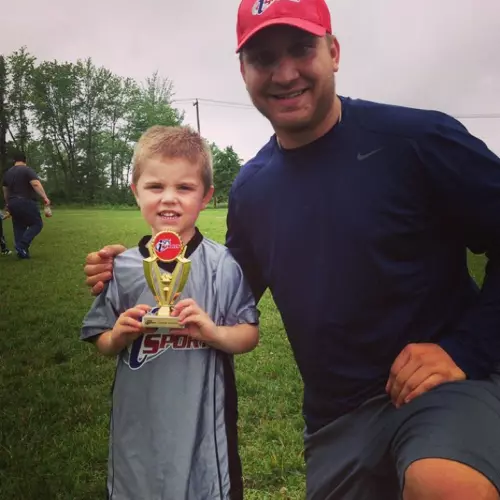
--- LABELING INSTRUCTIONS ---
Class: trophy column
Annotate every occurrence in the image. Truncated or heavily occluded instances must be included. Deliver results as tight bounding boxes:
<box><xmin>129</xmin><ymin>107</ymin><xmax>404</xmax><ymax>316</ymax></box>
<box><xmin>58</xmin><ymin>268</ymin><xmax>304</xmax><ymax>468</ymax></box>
<box><xmin>141</xmin><ymin>230</ymin><xmax>192</xmax><ymax>329</ymax></box>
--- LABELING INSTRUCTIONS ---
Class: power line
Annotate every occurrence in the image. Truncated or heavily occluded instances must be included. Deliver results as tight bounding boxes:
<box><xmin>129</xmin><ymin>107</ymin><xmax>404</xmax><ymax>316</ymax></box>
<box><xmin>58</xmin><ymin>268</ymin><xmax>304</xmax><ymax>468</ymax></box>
<box><xmin>455</xmin><ymin>113</ymin><xmax>500</xmax><ymax>120</ymax></box>
<box><xmin>171</xmin><ymin>97</ymin><xmax>500</xmax><ymax>134</ymax></box>
<box><xmin>174</xmin><ymin>98</ymin><xmax>500</xmax><ymax>116</ymax></box>
<box><xmin>172</xmin><ymin>97</ymin><xmax>254</xmax><ymax>109</ymax></box>
<box><xmin>197</xmin><ymin>98</ymin><xmax>254</xmax><ymax>108</ymax></box>
<box><xmin>172</xmin><ymin>98</ymin><xmax>255</xmax><ymax>133</ymax></box>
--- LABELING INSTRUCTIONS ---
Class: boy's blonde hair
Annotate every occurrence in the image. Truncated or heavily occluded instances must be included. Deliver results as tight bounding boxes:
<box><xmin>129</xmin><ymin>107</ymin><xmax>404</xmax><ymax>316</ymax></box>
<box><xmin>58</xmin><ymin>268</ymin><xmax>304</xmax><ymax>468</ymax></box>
<box><xmin>132</xmin><ymin>126</ymin><xmax>213</xmax><ymax>194</ymax></box>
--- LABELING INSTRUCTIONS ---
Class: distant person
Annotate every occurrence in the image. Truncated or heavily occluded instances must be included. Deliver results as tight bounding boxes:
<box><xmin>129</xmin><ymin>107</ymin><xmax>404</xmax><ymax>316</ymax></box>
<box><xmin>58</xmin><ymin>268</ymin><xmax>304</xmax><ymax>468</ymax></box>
<box><xmin>2</xmin><ymin>152</ymin><xmax>50</xmax><ymax>259</ymax></box>
<box><xmin>81</xmin><ymin>126</ymin><xmax>259</xmax><ymax>499</ymax></box>
<box><xmin>0</xmin><ymin>209</ymin><xmax>12</xmax><ymax>255</ymax></box>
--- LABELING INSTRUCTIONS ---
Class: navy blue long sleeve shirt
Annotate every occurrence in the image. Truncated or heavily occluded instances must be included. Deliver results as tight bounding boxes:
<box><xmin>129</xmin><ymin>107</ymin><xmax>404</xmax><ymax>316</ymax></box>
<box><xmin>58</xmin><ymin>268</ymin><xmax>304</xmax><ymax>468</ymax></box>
<box><xmin>226</xmin><ymin>97</ymin><xmax>500</xmax><ymax>432</ymax></box>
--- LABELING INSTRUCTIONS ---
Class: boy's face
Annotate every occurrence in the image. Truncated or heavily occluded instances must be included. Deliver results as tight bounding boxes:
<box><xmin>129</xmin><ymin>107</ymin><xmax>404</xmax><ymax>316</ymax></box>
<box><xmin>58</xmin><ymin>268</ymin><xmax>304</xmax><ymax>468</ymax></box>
<box><xmin>132</xmin><ymin>156</ymin><xmax>213</xmax><ymax>242</ymax></box>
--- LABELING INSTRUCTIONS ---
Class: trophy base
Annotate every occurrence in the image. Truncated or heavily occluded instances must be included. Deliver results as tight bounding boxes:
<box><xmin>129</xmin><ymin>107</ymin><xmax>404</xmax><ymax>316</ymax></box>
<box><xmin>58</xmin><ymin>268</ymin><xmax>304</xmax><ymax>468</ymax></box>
<box><xmin>142</xmin><ymin>307</ymin><xmax>185</xmax><ymax>329</ymax></box>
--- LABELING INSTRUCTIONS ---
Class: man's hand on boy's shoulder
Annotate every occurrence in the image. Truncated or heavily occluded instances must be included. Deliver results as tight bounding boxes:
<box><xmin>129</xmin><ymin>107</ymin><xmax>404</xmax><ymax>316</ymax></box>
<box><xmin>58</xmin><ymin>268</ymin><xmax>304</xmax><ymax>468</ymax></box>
<box><xmin>85</xmin><ymin>244</ymin><xmax>127</xmax><ymax>295</ymax></box>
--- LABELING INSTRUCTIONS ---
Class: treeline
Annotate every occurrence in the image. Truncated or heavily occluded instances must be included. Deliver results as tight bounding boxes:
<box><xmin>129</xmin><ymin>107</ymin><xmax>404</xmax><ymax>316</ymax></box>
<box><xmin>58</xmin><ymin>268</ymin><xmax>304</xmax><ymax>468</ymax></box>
<box><xmin>0</xmin><ymin>47</ymin><xmax>241</xmax><ymax>206</ymax></box>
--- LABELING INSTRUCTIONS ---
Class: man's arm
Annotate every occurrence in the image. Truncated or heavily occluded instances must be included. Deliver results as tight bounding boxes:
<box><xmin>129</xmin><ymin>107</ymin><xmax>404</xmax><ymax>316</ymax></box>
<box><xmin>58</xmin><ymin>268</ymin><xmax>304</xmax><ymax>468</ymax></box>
<box><xmin>2</xmin><ymin>186</ymin><xmax>8</xmax><ymax>207</ymax></box>
<box><xmin>29</xmin><ymin>179</ymin><xmax>50</xmax><ymax>205</ymax></box>
<box><xmin>387</xmin><ymin>113</ymin><xmax>500</xmax><ymax>406</ymax></box>
<box><xmin>426</xmin><ymin>120</ymin><xmax>500</xmax><ymax>379</ymax></box>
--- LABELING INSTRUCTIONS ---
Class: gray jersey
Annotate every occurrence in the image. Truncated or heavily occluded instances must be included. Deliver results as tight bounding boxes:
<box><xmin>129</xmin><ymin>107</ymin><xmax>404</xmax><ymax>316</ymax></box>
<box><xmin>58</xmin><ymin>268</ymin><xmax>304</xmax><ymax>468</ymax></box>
<box><xmin>81</xmin><ymin>235</ymin><xmax>258</xmax><ymax>500</ymax></box>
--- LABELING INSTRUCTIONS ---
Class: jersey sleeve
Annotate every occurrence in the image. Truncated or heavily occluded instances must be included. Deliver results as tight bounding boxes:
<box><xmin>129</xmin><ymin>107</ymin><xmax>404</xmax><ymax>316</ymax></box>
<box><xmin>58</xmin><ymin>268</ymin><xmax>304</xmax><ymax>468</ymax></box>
<box><xmin>81</xmin><ymin>276</ymin><xmax>123</xmax><ymax>341</ymax></box>
<box><xmin>215</xmin><ymin>250</ymin><xmax>259</xmax><ymax>327</ymax></box>
<box><xmin>225</xmin><ymin>185</ymin><xmax>268</xmax><ymax>302</ymax></box>
<box><xmin>414</xmin><ymin>113</ymin><xmax>500</xmax><ymax>378</ymax></box>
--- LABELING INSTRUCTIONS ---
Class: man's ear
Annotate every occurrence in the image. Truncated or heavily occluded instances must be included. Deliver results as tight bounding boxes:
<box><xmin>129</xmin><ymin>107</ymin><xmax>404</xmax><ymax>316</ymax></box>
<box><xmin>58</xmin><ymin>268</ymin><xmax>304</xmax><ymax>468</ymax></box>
<box><xmin>240</xmin><ymin>53</ymin><xmax>247</xmax><ymax>82</ymax></box>
<box><xmin>202</xmin><ymin>185</ymin><xmax>215</xmax><ymax>209</ymax></box>
<box><xmin>329</xmin><ymin>35</ymin><xmax>340</xmax><ymax>73</ymax></box>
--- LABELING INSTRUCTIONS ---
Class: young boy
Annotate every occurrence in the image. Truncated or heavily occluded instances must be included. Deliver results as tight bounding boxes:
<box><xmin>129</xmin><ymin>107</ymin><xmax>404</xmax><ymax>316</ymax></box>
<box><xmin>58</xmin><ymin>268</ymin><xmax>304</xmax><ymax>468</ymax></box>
<box><xmin>81</xmin><ymin>126</ymin><xmax>259</xmax><ymax>500</ymax></box>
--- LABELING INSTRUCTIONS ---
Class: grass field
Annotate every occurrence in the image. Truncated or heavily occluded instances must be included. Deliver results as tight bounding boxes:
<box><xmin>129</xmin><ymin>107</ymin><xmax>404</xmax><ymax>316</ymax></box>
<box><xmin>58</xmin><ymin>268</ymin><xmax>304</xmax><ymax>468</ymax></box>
<box><xmin>0</xmin><ymin>208</ymin><xmax>486</xmax><ymax>500</ymax></box>
<box><xmin>0</xmin><ymin>208</ymin><xmax>305</xmax><ymax>500</ymax></box>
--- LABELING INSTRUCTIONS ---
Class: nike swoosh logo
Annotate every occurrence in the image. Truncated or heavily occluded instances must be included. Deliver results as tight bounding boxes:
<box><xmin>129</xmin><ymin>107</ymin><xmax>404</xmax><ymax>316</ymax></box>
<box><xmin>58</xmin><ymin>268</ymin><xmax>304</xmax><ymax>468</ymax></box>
<box><xmin>357</xmin><ymin>148</ymin><xmax>383</xmax><ymax>161</ymax></box>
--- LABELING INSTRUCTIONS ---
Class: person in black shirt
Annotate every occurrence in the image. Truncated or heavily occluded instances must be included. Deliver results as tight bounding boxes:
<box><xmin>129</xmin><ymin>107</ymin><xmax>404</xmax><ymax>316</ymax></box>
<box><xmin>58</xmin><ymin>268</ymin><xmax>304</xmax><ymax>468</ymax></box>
<box><xmin>2</xmin><ymin>152</ymin><xmax>50</xmax><ymax>259</ymax></box>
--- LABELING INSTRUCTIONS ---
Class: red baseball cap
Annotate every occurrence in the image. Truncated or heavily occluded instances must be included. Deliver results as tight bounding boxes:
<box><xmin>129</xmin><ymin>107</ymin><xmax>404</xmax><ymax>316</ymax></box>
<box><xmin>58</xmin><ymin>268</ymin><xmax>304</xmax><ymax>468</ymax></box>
<box><xmin>236</xmin><ymin>0</ymin><xmax>332</xmax><ymax>52</ymax></box>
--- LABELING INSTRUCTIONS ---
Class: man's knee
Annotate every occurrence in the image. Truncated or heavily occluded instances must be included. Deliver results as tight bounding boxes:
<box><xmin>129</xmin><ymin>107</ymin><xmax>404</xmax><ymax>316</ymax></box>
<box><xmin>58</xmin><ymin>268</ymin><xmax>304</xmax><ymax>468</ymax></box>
<box><xmin>403</xmin><ymin>458</ymin><xmax>499</xmax><ymax>500</ymax></box>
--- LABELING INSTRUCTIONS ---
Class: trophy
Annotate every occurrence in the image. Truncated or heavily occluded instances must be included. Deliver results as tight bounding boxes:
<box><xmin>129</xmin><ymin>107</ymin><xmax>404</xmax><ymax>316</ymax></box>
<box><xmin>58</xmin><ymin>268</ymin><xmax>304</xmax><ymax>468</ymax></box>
<box><xmin>142</xmin><ymin>230</ymin><xmax>191</xmax><ymax>329</ymax></box>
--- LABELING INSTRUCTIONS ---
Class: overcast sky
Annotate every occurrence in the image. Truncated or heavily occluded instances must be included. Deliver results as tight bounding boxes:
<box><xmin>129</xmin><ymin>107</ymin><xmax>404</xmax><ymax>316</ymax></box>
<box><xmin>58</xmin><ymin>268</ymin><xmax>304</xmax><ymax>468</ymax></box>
<box><xmin>3</xmin><ymin>0</ymin><xmax>500</xmax><ymax>161</ymax></box>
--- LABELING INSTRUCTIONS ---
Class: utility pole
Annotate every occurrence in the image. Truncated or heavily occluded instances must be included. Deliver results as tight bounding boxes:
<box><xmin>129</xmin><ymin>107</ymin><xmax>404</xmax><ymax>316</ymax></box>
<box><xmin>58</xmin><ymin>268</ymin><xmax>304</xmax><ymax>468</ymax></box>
<box><xmin>193</xmin><ymin>99</ymin><xmax>200</xmax><ymax>135</ymax></box>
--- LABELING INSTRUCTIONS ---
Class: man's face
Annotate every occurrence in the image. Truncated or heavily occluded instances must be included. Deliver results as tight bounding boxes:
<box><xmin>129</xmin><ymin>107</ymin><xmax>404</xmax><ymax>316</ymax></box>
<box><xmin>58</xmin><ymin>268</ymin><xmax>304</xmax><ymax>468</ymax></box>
<box><xmin>240</xmin><ymin>25</ymin><xmax>340</xmax><ymax>135</ymax></box>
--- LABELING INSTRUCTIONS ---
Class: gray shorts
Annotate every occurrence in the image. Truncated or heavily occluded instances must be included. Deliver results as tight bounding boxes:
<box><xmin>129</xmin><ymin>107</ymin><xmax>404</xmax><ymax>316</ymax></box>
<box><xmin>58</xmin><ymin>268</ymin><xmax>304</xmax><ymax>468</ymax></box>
<box><xmin>304</xmin><ymin>375</ymin><xmax>500</xmax><ymax>500</ymax></box>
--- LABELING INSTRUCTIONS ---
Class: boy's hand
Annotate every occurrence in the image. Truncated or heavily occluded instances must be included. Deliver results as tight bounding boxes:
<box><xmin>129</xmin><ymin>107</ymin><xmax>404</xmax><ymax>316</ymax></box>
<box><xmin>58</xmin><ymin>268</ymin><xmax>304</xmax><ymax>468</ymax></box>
<box><xmin>112</xmin><ymin>304</ymin><xmax>152</xmax><ymax>349</ymax></box>
<box><xmin>170</xmin><ymin>299</ymin><xmax>220</xmax><ymax>344</ymax></box>
<box><xmin>84</xmin><ymin>244</ymin><xmax>127</xmax><ymax>295</ymax></box>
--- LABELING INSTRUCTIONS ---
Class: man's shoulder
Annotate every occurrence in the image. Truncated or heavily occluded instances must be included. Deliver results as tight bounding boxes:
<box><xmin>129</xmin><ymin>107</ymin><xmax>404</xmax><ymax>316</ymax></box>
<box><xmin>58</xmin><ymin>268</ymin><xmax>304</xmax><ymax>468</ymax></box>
<box><xmin>345</xmin><ymin>97</ymin><xmax>461</xmax><ymax>141</ymax></box>
<box><xmin>231</xmin><ymin>137</ymin><xmax>277</xmax><ymax>195</ymax></box>
<box><xmin>4</xmin><ymin>165</ymin><xmax>38</xmax><ymax>180</ymax></box>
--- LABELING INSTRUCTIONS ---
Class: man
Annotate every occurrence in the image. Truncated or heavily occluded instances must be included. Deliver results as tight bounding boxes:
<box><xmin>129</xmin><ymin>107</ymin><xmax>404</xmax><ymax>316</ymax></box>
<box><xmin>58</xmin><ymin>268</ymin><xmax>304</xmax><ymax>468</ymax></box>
<box><xmin>2</xmin><ymin>152</ymin><xmax>50</xmax><ymax>258</ymax></box>
<box><xmin>84</xmin><ymin>0</ymin><xmax>500</xmax><ymax>498</ymax></box>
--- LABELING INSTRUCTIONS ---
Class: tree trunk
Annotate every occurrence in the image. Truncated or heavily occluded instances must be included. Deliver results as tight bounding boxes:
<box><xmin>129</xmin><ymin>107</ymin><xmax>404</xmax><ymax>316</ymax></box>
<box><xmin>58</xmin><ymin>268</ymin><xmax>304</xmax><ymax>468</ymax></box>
<box><xmin>0</xmin><ymin>56</ymin><xmax>7</xmax><ymax>174</ymax></box>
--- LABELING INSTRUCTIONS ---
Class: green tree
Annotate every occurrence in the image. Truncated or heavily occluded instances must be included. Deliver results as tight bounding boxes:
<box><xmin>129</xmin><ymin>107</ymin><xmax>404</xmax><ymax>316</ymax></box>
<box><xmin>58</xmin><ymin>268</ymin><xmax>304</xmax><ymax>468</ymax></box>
<box><xmin>2</xmin><ymin>48</ymin><xmax>245</xmax><ymax>206</ymax></box>
<box><xmin>100</xmin><ymin>76</ymin><xmax>137</xmax><ymax>189</ymax></box>
<box><xmin>31</xmin><ymin>60</ymin><xmax>81</xmax><ymax>200</ymax></box>
<box><xmin>76</xmin><ymin>58</ymin><xmax>117</xmax><ymax>202</ymax></box>
<box><xmin>126</xmin><ymin>71</ymin><xmax>183</xmax><ymax>142</ymax></box>
<box><xmin>6</xmin><ymin>46</ymin><xmax>35</xmax><ymax>152</ymax></box>
<box><xmin>212</xmin><ymin>145</ymin><xmax>242</xmax><ymax>208</ymax></box>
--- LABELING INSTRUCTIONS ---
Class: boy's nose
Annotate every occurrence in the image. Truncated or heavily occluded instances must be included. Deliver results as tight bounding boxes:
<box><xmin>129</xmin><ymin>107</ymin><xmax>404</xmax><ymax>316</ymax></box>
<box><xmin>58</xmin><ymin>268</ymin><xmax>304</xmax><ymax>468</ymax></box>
<box><xmin>161</xmin><ymin>189</ymin><xmax>177</xmax><ymax>203</ymax></box>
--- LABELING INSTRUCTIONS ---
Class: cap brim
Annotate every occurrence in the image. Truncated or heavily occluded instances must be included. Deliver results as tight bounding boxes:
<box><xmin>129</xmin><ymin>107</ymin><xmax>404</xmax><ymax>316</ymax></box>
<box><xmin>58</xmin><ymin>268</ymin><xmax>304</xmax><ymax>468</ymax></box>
<box><xmin>236</xmin><ymin>18</ymin><xmax>327</xmax><ymax>52</ymax></box>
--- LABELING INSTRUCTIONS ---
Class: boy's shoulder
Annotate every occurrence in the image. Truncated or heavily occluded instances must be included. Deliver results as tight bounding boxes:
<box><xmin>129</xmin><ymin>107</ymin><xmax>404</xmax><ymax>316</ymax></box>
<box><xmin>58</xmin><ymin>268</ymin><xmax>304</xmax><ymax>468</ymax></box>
<box><xmin>193</xmin><ymin>237</ymin><xmax>244</xmax><ymax>285</ymax></box>
<box><xmin>198</xmin><ymin>236</ymin><xmax>226</xmax><ymax>254</ymax></box>
<box><xmin>112</xmin><ymin>246</ymin><xmax>145</xmax><ymax>283</ymax></box>
<box><xmin>197</xmin><ymin>237</ymin><xmax>238</xmax><ymax>267</ymax></box>
<box><xmin>116</xmin><ymin>246</ymin><xmax>143</xmax><ymax>264</ymax></box>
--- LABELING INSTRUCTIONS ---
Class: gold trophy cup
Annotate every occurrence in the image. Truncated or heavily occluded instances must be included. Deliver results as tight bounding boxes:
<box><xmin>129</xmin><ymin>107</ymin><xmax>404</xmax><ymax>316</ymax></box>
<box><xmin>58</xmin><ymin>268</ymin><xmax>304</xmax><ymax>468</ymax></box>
<box><xmin>142</xmin><ymin>230</ymin><xmax>191</xmax><ymax>329</ymax></box>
